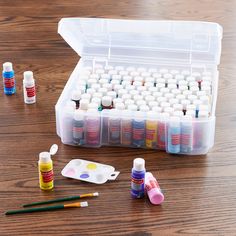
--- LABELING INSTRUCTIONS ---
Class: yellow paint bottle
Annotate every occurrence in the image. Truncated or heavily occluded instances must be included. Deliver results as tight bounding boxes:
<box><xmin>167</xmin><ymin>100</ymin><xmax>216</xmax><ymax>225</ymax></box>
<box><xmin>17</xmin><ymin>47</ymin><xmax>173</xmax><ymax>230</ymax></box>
<box><xmin>38</xmin><ymin>144</ymin><xmax>58</xmax><ymax>191</ymax></box>
<box><xmin>146</xmin><ymin>111</ymin><xmax>158</xmax><ymax>149</ymax></box>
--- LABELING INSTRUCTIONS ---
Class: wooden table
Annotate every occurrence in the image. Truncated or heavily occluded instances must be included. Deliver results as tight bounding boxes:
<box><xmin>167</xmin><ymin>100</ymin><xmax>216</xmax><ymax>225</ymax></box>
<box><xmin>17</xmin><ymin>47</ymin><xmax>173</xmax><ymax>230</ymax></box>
<box><xmin>0</xmin><ymin>1</ymin><xmax>235</xmax><ymax>235</ymax></box>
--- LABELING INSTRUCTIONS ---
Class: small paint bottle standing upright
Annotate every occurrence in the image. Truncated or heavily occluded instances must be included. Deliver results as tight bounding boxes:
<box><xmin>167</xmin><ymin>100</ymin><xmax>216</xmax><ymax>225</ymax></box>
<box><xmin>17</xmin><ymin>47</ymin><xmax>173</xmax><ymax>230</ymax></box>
<box><xmin>2</xmin><ymin>62</ymin><xmax>16</xmax><ymax>95</ymax></box>
<box><xmin>131</xmin><ymin>158</ymin><xmax>146</xmax><ymax>199</ymax></box>
<box><xmin>38</xmin><ymin>144</ymin><xmax>58</xmax><ymax>191</ymax></box>
<box><xmin>23</xmin><ymin>71</ymin><xmax>36</xmax><ymax>104</ymax></box>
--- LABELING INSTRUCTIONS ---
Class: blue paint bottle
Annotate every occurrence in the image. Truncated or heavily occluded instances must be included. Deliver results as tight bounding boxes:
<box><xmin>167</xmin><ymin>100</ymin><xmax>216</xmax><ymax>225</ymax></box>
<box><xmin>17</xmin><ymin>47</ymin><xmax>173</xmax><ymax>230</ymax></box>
<box><xmin>132</xmin><ymin>111</ymin><xmax>145</xmax><ymax>147</ymax></box>
<box><xmin>167</xmin><ymin>116</ymin><xmax>181</xmax><ymax>154</ymax></box>
<box><xmin>2</xmin><ymin>62</ymin><xmax>16</xmax><ymax>95</ymax></box>
<box><xmin>131</xmin><ymin>158</ymin><xmax>145</xmax><ymax>199</ymax></box>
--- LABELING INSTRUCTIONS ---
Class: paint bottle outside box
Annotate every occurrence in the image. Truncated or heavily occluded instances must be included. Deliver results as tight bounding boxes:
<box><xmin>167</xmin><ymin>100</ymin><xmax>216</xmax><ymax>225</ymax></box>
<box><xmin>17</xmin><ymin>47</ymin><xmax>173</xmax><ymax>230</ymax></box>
<box><xmin>131</xmin><ymin>158</ymin><xmax>145</xmax><ymax>199</ymax></box>
<box><xmin>23</xmin><ymin>71</ymin><xmax>36</xmax><ymax>104</ymax></box>
<box><xmin>2</xmin><ymin>62</ymin><xmax>16</xmax><ymax>95</ymax></box>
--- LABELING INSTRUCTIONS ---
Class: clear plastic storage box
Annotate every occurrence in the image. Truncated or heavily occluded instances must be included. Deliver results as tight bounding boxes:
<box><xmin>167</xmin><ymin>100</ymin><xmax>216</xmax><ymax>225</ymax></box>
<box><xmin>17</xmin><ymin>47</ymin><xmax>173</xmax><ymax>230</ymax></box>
<box><xmin>56</xmin><ymin>18</ymin><xmax>223</xmax><ymax>155</ymax></box>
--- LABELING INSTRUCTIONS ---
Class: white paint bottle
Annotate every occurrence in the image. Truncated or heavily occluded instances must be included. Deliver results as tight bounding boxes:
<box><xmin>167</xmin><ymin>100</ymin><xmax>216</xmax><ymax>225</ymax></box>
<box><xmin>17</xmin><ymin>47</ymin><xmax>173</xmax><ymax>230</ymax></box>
<box><xmin>23</xmin><ymin>71</ymin><xmax>36</xmax><ymax>104</ymax></box>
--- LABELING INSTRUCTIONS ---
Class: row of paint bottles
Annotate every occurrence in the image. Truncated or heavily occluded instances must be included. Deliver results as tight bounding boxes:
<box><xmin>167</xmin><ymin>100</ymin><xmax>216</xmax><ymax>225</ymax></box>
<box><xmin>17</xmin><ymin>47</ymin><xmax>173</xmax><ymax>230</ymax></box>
<box><xmin>2</xmin><ymin>62</ymin><xmax>36</xmax><ymax>104</ymax></box>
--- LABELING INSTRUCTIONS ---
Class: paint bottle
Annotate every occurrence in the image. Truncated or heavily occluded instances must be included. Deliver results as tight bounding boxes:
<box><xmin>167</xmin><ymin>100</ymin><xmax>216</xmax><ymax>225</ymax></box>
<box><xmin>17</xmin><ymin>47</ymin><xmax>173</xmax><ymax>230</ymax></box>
<box><xmin>23</xmin><ymin>71</ymin><xmax>36</xmax><ymax>104</ymax></box>
<box><xmin>71</xmin><ymin>90</ymin><xmax>81</xmax><ymax>109</ymax></box>
<box><xmin>85</xmin><ymin>109</ymin><xmax>101</xmax><ymax>147</ymax></box>
<box><xmin>180</xmin><ymin>115</ymin><xmax>193</xmax><ymax>153</ymax></box>
<box><xmin>131</xmin><ymin>158</ymin><xmax>146</xmax><ymax>199</ymax></box>
<box><xmin>102</xmin><ymin>96</ymin><xmax>113</xmax><ymax>110</ymax></box>
<box><xmin>146</xmin><ymin>111</ymin><xmax>158</xmax><ymax>149</ymax></box>
<box><xmin>73</xmin><ymin>110</ymin><xmax>85</xmax><ymax>145</ymax></box>
<box><xmin>145</xmin><ymin>172</ymin><xmax>164</xmax><ymax>205</ymax></box>
<box><xmin>2</xmin><ymin>62</ymin><xmax>16</xmax><ymax>95</ymax></box>
<box><xmin>121</xmin><ymin>110</ymin><xmax>132</xmax><ymax>146</ymax></box>
<box><xmin>101</xmin><ymin>109</ymin><xmax>109</xmax><ymax>145</ymax></box>
<box><xmin>157</xmin><ymin>113</ymin><xmax>169</xmax><ymax>150</ymax></box>
<box><xmin>132</xmin><ymin>111</ymin><xmax>146</xmax><ymax>147</ymax></box>
<box><xmin>38</xmin><ymin>144</ymin><xmax>58</xmax><ymax>191</ymax></box>
<box><xmin>60</xmin><ymin>101</ymin><xmax>76</xmax><ymax>144</ymax></box>
<box><xmin>108</xmin><ymin>109</ymin><xmax>121</xmax><ymax>145</ymax></box>
<box><xmin>167</xmin><ymin>116</ymin><xmax>181</xmax><ymax>154</ymax></box>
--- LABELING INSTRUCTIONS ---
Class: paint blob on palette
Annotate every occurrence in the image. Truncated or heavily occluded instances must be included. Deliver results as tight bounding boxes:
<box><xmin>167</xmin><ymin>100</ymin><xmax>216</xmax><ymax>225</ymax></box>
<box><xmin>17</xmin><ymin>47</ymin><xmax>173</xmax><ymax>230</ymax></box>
<box><xmin>61</xmin><ymin>159</ymin><xmax>120</xmax><ymax>184</ymax></box>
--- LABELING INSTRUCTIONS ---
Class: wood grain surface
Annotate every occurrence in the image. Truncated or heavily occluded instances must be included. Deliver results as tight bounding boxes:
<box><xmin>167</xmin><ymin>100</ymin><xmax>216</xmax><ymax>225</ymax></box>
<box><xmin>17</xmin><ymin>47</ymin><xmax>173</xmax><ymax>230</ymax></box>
<box><xmin>0</xmin><ymin>0</ymin><xmax>236</xmax><ymax>235</ymax></box>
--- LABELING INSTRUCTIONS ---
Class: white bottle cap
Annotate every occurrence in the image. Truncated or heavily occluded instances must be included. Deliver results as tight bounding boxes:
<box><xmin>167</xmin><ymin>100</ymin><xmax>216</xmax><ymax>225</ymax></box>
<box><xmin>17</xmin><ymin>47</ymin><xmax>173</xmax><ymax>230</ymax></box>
<box><xmin>66</xmin><ymin>100</ymin><xmax>76</xmax><ymax>110</ymax></box>
<box><xmin>178</xmin><ymin>80</ymin><xmax>188</xmax><ymax>86</ymax></box>
<box><xmin>99</xmin><ymin>87</ymin><xmax>108</xmax><ymax>96</ymax></box>
<box><xmin>93</xmin><ymin>92</ymin><xmax>103</xmax><ymax>99</ymax></box>
<box><xmin>164</xmin><ymin>107</ymin><xmax>174</xmax><ymax>115</ymax></box>
<box><xmin>102</xmin><ymin>96</ymin><xmax>112</xmax><ymax>107</ymax></box>
<box><xmin>125</xmin><ymin>99</ymin><xmax>135</xmax><ymax>107</ymax></box>
<box><xmin>182</xmin><ymin>90</ymin><xmax>192</xmax><ymax>96</ymax></box>
<box><xmin>107</xmin><ymin>91</ymin><xmax>117</xmax><ymax>99</ymax></box>
<box><xmin>74</xmin><ymin>109</ymin><xmax>85</xmax><ymax>120</ymax></box>
<box><xmin>153</xmin><ymin>73</ymin><xmax>162</xmax><ymax>79</ymax></box>
<box><xmin>181</xmin><ymin>99</ymin><xmax>191</xmax><ymax>109</ymax></box>
<box><xmin>186</xmin><ymin>109</ymin><xmax>196</xmax><ymax>118</ymax></box>
<box><xmin>156</xmin><ymin>83</ymin><xmax>165</xmax><ymax>90</ymax></box>
<box><xmin>100</xmin><ymin>74</ymin><xmax>110</xmax><ymax>80</ymax></box>
<box><xmin>165</xmin><ymin>93</ymin><xmax>174</xmax><ymax>100</ymax></box>
<box><xmin>99</xmin><ymin>78</ymin><xmax>109</xmax><ymax>85</ymax></box>
<box><xmin>145</xmin><ymin>77</ymin><xmax>155</xmax><ymax>83</ymax></box>
<box><xmin>49</xmin><ymin>144</ymin><xmax>58</xmax><ymax>155</ymax></box>
<box><xmin>193</xmin><ymin>99</ymin><xmax>203</xmax><ymax>109</ymax></box>
<box><xmin>145</xmin><ymin>95</ymin><xmax>155</xmax><ymax>102</ymax></box>
<box><xmin>160</xmin><ymin>102</ymin><xmax>170</xmax><ymax>108</ymax></box>
<box><xmin>152</xmin><ymin>106</ymin><xmax>162</xmax><ymax>113</ymax></box>
<box><xmin>122</xmin><ymin>94</ymin><xmax>132</xmax><ymax>100</ymax></box>
<box><xmin>136</xmin><ymin>100</ymin><xmax>146</xmax><ymax>107</ymax></box>
<box><xmin>23</xmin><ymin>71</ymin><xmax>33</xmax><ymax>81</ymax></box>
<box><xmin>3</xmin><ymin>62</ymin><xmax>13</xmax><ymax>72</ymax></box>
<box><xmin>163</xmin><ymin>73</ymin><xmax>173</xmax><ymax>81</ymax></box>
<box><xmin>148</xmin><ymin>87</ymin><xmax>158</xmax><ymax>93</ymax></box>
<box><xmin>133</xmin><ymin>158</ymin><xmax>145</xmax><ymax>171</ymax></box>
<box><xmin>96</xmin><ymin>69</ymin><xmax>105</xmax><ymax>74</ymax></box>
<box><xmin>86</xmin><ymin>88</ymin><xmax>96</xmax><ymax>95</ymax></box>
<box><xmin>167</xmin><ymin>78</ymin><xmax>177</xmax><ymax>85</ymax></box>
<box><xmin>115</xmin><ymin>102</ymin><xmax>125</xmax><ymax>110</ymax></box>
<box><xmin>152</xmin><ymin>91</ymin><xmax>163</xmax><ymax>98</ymax></box>
<box><xmin>79</xmin><ymin>99</ymin><xmax>89</xmax><ymax>110</ymax></box>
<box><xmin>173</xmin><ymin>110</ymin><xmax>183</xmax><ymax>117</ymax></box>
<box><xmin>200</xmin><ymin>95</ymin><xmax>210</xmax><ymax>105</ymax></box>
<box><xmin>167</xmin><ymin>84</ymin><xmax>177</xmax><ymax>90</ymax></box>
<box><xmin>133</xmin><ymin>94</ymin><xmax>143</xmax><ymax>101</ymax></box>
<box><xmin>148</xmin><ymin>101</ymin><xmax>159</xmax><ymax>108</ymax></box>
<box><xmin>127</xmin><ymin>104</ymin><xmax>138</xmax><ymax>111</ymax></box>
<box><xmin>141</xmin><ymin>72</ymin><xmax>151</xmax><ymax>78</ymax></box>
<box><xmin>130</xmin><ymin>71</ymin><xmax>139</xmax><ymax>77</ymax></box>
<box><xmin>175</xmin><ymin>74</ymin><xmax>185</xmax><ymax>81</ymax></box>
<box><xmin>176</xmin><ymin>94</ymin><xmax>186</xmax><ymax>101</ymax></box>
<box><xmin>196</xmin><ymin>90</ymin><xmax>206</xmax><ymax>97</ymax></box>
<box><xmin>171</xmin><ymin>89</ymin><xmax>181</xmax><ymax>96</ymax></box>
<box><xmin>133</xmin><ymin>81</ymin><xmax>142</xmax><ymax>88</ymax></box>
<box><xmin>134</xmin><ymin>76</ymin><xmax>144</xmax><ymax>83</ymax></box>
<box><xmin>126</xmin><ymin>66</ymin><xmax>136</xmax><ymax>72</ymax></box>
<box><xmin>108</xmin><ymin>69</ymin><xmax>117</xmax><ymax>76</ymax></box>
<box><xmin>71</xmin><ymin>90</ymin><xmax>81</xmax><ymax>101</ymax></box>
<box><xmin>173</xmin><ymin>103</ymin><xmax>183</xmax><ymax>111</ymax></box>
<box><xmin>137</xmin><ymin>86</ymin><xmax>147</xmax><ymax>93</ymax></box>
<box><xmin>91</xmin><ymin>97</ymin><xmax>101</xmax><ymax>106</ymax></box>
<box><xmin>115</xmin><ymin>66</ymin><xmax>124</xmax><ymax>71</ymax></box>
<box><xmin>88</xmin><ymin>103</ymin><xmax>99</xmax><ymax>110</ymax></box>
<box><xmin>190</xmin><ymin>86</ymin><xmax>199</xmax><ymax>94</ymax></box>
<box><xmin>144</xmin><ymin>82</ymin><xmax>153</xmax><ymax>88</ymax></box>
<box><xmin>170</xmin><ymin>69</ymin><xmax>179</xmax><ymax>75</ymax></box>
<box><xmin>181</xmin><ymin>70</ymin><xmax>191</xmax><ymax>77</ymax></box>
<box><xmin>125</xmin><ymin>85</ymin><xmax>136</xmax><ymax>92</ymax></box>
<box><xmin>169</xmin><ymin>98</ymin><xmax>178</xmax><ymax>105</ymax></box>
<box><xmin>104</xmin><ymin>65</ymin><xmax>113</xmax><ymax>71</ymax></box>
<box><xmin>186</xmin><ymin>76</ymin><xmax>196</xmax><ymax>83</ymax></box>
<box><xmin>81</xmin><ymin>93</ymin><xmax>91</xmax><ymax>101</ymax></box>
<box><xmin>129</xmin><ymin>90</ymin><xmax>139</xmax><ymax>98</ymax></box>
<box><xmin>160</xmin><ymin>87</ymin><xmax>170</xmax><ymax>94</ymax></box>
<box><xmin>89</xmin><ymin>74</ymin><xmax>99</xmax><ymax>80</ymax></box>
<box><xmin>139</xmin><ymin>105</ymin><xmax>150</xmax><ymax>112</ymax></box>
<box><xmin>178</xmin><ymin>85</ymin><xmax>188</xmax><ymax>92</ymax></box>
<box><xmin>113</xmin><ymin>98</ymin><xmax>123</xmax><ymax>106</ymax></box>
<box><xmin>39</xmin><ymin>152</ymin><xmax>51</xmax><ymax>163</ymax></box>
<box><xmin>187</xmin><ymin>94</ymin><xmax>197</xmax><ymax>102</ymax></box>
<box><xmin>122</xmin><ymin>75</ymin><xmax>132</xmax><ymax>82</ymax></box>
<box><xmin>112</xmin><ymin>74</ymin><xmax>122</xmax><ymax>81</ymax></box>
<box><xmin>113</xmin><ymin>84</ymin><xmax>123</xmax><ymax>92</ymax></box>
<box><xmin>119</xmin><ymin>70</ymin><xmax>129</xmax><ymax>76</ymax></box>
<box><xmin>186</xmin><ymin>104</ymin><xmax>196</xmax><ymax>111</ymax></box>
<box><xmin>157</xmin><ymin>97</ymin><xmax>167</xmax><ymax>103</ymax></box>
<box><xmin>102</xmin><ymin>83</ymin><xmax>112</xmax><ymax>91</ymax></box>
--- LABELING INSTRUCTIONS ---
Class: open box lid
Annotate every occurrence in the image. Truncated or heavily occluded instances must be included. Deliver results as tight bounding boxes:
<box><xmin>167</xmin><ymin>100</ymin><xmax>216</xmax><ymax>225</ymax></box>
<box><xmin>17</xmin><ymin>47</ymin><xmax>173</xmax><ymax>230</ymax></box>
<box><xmin>58</xmin><ymin>18</ymin><xmax>222</xmax><ymax>65</ymax></box>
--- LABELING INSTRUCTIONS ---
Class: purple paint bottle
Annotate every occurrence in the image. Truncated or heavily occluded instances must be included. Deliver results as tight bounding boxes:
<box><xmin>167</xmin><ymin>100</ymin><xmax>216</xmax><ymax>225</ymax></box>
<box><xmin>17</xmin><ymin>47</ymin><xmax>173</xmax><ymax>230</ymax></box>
<box><xmin>131</xmin><ymin>158</ymin><xmax>146</xmax><ymax>199</ymax></box>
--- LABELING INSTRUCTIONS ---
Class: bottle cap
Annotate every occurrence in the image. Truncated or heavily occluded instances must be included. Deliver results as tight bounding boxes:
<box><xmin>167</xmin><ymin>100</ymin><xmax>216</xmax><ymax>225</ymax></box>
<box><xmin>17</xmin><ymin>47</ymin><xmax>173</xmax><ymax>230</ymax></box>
<box><xmin>74</xmin><ymin>109</ymin><xmax>85</xmax><ymax>120</ymax></box>
<box><xmin>3</xmin><ymin>62</ymin><xmax>13</xmax><ymax>72</ymax></box>
<box><xmin>88</xmin><ymin>103</ymin><xmax>98</xmax><ymax>110</ymax></box>
<box><xmin>49</xmin><ymin>144</ymin><xmax>58</xmax><ymax>155</ymax></box>
<box><xmin>127</xmin><ymin>104</ymin><xmax>138</xmax><ymax>111</ymax></box>
<box><xmin>145</xmin><ymin>172</ymin><xmax>164</xmax><ymax>205</ymax></box>
<box><xmin>39</xmin><ymin>152</ymin><xmax>51</xmax><ymax>163</ymax></box>
<box><xmin>23</xmin><ymin>71</ymin><xmax>33</xmax><ymax>81</ymax></box>
<box><xmin>115</xmin><ymin>102</ymin><xmax>125</xmax><ymax>110</ymax></box>
<box><xmin>79</xmin><ymin>99</ymin><xmax>89</xmax><ymax>110</ymax></box>
<box><xmin>133</xmin><ymin>158</ymin><xmax>145</xmax><ymax>171</ymax></box>
<box><xmin>102</xmin><ymin>96</ymin><xmax>112</xmax><ymax>107</ymax></box>
<box><xmin>71</xmin><ymin>90</ymin><xmax>81</xmax><ymax>101</ymax></box>
<box><xmin>139</xmin><ymin>105</ymin><xmax>150</xmax><ymax>112</ymax></box>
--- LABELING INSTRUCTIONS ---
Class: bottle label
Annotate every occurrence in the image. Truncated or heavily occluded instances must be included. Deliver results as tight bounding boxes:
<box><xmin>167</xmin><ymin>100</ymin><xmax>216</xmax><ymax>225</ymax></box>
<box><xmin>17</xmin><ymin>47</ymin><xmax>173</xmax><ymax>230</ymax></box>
<box><xmin>171</xmin><ymin>134</ymin><xmax>180</xmax><ymax>145</ymax></box>
<box><xmin>133</xmin><ymin>128</ymin><xmax>145</xmax><ymax>140</ymax></box>
<box><xmin>158</xmin><ymin>122</ymin><xmax>166</xmax><ymax>148</ymax></box>
<box><xmin>41</xmin><ymin>169</ymin><xmax>53</xmax><ymax>183</ymax></box>
<box><xmin>145</xmin><ymin>179</ymin><xmax>160</xmax><ymax>191</ymax></box>
<box><xmin>26</xmin><ymin>86</ymin><xmax>36</xmax><ymax>97</ymax></box>
<box><xmin>131</xmin><ymin>177</ymin><xmax>144</xmax><ymax>191</ymax></box>
<box><xmin>86</xmin><ymin>119</ymin><xmax>100</xmax><ymax>145</ymax></box>
<box><xmin>4</xmin><ymin>77</ymin><xmax>15</xmax><ymax>88</ymax></box>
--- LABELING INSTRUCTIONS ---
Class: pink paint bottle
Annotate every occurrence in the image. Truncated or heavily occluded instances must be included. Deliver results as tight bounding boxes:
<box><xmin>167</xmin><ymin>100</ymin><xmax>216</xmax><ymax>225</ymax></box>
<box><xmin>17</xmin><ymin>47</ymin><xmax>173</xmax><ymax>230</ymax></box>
<box><xmin>145</xmin><ymin>172</ymin><xmax>164</xmax><ymax>205</ymax></box>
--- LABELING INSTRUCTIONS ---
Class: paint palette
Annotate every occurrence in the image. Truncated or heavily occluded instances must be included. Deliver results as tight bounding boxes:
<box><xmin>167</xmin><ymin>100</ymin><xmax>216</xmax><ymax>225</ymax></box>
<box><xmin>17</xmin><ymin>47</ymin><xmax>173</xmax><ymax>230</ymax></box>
<box><xmin>61</xmin><ymin>159</ymin><xmax>120</xmax><ymax>184</ymax></box>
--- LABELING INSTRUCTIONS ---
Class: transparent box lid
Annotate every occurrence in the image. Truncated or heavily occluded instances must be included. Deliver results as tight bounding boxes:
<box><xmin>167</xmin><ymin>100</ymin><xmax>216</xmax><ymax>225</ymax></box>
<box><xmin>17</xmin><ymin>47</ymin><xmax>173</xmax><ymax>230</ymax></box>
<box><xmin>58</xmin><ymin>18</ymin><xmax>222</xmax><ymax>65</ymax></box>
